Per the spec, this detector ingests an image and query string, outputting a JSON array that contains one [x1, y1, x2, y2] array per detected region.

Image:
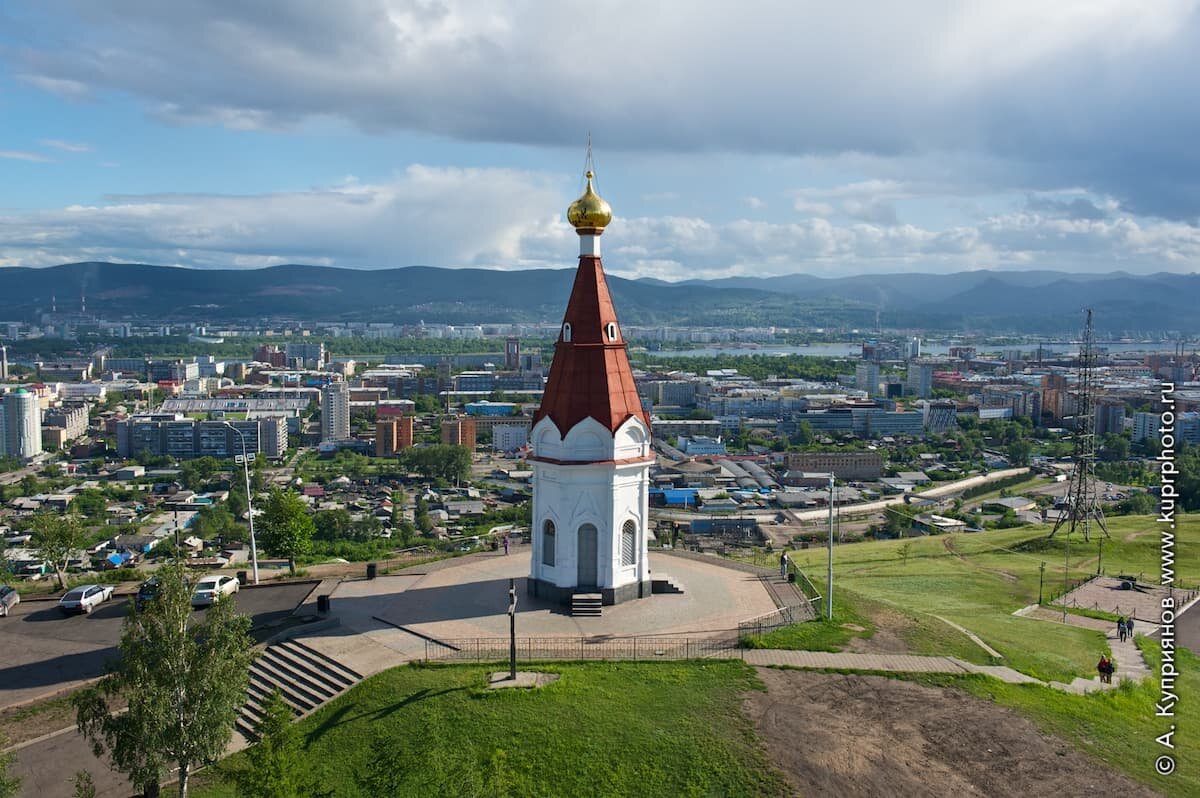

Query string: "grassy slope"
[[779, 514, 1197, 681], [196, 661, 788, 798]]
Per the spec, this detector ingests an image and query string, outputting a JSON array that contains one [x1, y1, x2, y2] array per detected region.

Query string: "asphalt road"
[[0, 581, 314, 710]]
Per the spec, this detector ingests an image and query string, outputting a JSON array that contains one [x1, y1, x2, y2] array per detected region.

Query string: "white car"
[[191, 574, 240, 607], [58, 584, 115, 615], [0, 584, 19, 617]]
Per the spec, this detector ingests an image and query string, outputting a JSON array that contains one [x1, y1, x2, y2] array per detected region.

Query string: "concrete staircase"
[[651, 574, 684, 595], [571, 593, 603, 617], [237, 639, 363, 741]]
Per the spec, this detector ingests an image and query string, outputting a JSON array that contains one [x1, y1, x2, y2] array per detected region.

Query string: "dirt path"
[[745, 668, 1162, 798]]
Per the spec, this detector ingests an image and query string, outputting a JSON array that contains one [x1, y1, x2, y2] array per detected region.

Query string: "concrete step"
[[571, 593, 603, 617], [269, 643, 358, 692], [651, 575, 684, 594], [250, 657, 330, 710], [248, 670, 318, 714], [282, 639, 364, 684], [235, 639, 366, 743]]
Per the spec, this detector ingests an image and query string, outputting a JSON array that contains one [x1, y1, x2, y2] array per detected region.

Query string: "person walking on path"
[[502, 535, 510, 556], [1118, 618, 1127, 642], [1126, 616, 1135, 637], [1097, 655, 1113, 684], [779, 552, 789, 581]]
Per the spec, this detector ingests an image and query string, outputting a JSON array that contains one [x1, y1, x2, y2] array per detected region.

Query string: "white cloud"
[[0, 149, 51, 162], [743, 196, 766, 210], [40, 139, 91, 153], [8, 1, 1200, 216]]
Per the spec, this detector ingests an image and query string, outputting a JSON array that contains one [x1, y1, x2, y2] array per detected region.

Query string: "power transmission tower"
[[1049, 308, 1109, 542]]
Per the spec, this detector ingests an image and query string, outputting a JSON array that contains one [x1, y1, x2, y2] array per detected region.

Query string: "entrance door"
[[577, 523, 598, 588]]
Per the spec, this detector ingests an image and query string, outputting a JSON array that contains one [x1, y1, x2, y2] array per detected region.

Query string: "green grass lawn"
[[775, 514, 1198, 681], [898, 641, 1200, 797], [196, 661, 788, 798]]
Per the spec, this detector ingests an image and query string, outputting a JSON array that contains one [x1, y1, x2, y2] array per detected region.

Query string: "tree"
[[74, 563, 253, 798], [235, 690, 308, 798], [312, 508, 352, 542], [72, 771, 96, 798], [72, 488, 109, 520], [0, 732, 19, 798], [258, 489, 315, 575], [29, 512, 88, 591], [1006, 438, 1032, 467]]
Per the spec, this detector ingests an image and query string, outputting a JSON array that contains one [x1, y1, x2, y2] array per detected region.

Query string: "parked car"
[[58, 584, 115, 615], [134, 577, 160, 611], [0, 585, 19, 617], [191, 574, 239, 608]]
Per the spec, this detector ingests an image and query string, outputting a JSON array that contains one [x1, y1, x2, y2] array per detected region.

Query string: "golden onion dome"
[[567, 170, 612, 230]]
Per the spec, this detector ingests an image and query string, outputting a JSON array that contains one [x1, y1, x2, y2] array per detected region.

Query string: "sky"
[[1, 1, 1199, 281]]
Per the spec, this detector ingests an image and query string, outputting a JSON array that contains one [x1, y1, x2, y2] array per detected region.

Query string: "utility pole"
[[827, 473, 834, 621], [1063, 532, 1069, 623], [1038, 561, 1046, 605], [1097, 538, 1104, 576]]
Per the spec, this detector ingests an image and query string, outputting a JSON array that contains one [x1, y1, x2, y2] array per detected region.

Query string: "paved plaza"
[[299, 550, 779, 677], [1055, 575, 1173, 621]]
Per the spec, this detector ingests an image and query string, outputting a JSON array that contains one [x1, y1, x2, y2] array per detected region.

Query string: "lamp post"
[[224, 422, 260, 585], [827, 473, 834, 621]]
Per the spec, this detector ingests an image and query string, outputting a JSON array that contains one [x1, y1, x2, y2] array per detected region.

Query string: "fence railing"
[[424, 635, 741, 663], [737, 605, 804, 638]]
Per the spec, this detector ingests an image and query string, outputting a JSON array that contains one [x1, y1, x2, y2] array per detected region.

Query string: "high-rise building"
[[376, 415, 414, 456], [285, 342, 326, 369], [855, 362, 880, 396], [1, 388, 42, 460], [321, 380, 350, 442], [905, 361, 934, 399], [505, 337, 520, 370], [0, 344, 7, 381], [1094, 399, 1126, 437], [441, 416, 476, 450], [115, 415, 286, 460]]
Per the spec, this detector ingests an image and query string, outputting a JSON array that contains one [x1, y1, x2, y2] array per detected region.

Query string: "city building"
[[906, 360, 934, 399], [440, 416, 477, 449], [493, 423, 530, 453], [285, 342, 326, 369], [505, 336, 520, 370], [1133, 410, 1200, 445], [855, 362, 880, 396], [677, 435, 727, 455], [376, 415, 414, 456], [116, 414, 286, 460], [1094, 399, 1126, 437], [148, 359, 200, 383], [321, 380, 350, 442], [1, 388, 43, 459], [528, 169, 652, 607], [43, 404, 89, 444], [923, 400, 959, 433], [0, 344, 7, 381], [782, 451, 883, 480]]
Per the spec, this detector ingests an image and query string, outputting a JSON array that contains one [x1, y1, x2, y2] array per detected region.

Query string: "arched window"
[[621, 519, 637, 566], [562, 323, 572, 342], [606, 322, 618, 341], [542, 519, 556, 566]]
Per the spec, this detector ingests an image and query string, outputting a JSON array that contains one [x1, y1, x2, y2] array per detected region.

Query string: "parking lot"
[[0, 580, 315, 709]]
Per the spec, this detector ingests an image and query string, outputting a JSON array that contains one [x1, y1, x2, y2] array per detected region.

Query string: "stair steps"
[[236, 639, 364, 741], [571, 593, 603, 617], [651, 575, 684, 595]]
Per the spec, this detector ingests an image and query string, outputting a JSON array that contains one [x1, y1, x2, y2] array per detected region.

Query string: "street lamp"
[[224, 422, 260, 585]]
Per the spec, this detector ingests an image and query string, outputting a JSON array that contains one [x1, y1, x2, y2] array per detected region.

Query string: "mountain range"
[[0, 262, 1195, 334]]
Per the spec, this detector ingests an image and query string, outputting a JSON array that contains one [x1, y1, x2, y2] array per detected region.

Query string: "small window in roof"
[[607, 322, 618, 341], [562, 323, 572, 342]]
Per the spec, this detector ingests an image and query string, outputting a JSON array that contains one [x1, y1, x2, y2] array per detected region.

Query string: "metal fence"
[[424, 635, 741, 663], [737, 605, 805, 638]]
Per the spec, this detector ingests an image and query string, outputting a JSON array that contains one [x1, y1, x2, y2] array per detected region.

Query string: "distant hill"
[[0, 262, 1195, 334]]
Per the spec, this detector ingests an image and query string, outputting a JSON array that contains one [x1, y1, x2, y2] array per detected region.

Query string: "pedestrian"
[[1126, 616, 1135, 637], [502, 535, 510, 556], [1118, 618, 1127, 642], [779, 551, 789, 581], [1097, 655, 1112, 684]]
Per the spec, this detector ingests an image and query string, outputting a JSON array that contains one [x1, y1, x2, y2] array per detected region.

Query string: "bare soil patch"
[[745, 668, 1161, 798]]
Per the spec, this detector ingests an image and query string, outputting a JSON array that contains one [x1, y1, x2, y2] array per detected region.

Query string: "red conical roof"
[[533, 255, 649, 436]]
